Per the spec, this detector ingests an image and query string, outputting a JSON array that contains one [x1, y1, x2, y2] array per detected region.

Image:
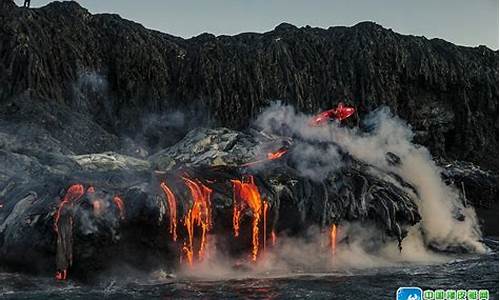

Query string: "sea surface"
[[1, 239, 498, 300]]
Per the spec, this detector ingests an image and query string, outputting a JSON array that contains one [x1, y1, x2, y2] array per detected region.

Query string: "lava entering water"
[[54, 184, 85, 233], [160, 182, 178, 241], [182, 177, 212, 265], [231, 175, 264, 262], [54, 184, 85, 280], [330, 224, 337, 256]]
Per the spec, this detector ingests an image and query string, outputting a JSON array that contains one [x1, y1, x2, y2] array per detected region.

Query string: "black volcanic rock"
[[0, 1, 497, 171], [0, 126, 422, 279]]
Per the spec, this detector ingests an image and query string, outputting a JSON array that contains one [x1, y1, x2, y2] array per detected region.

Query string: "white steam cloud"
[[149, 103, 487, 281], [254, 103, 486, 255]]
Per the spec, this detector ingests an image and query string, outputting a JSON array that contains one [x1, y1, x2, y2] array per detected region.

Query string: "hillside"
[[0, 0, 498, 170]]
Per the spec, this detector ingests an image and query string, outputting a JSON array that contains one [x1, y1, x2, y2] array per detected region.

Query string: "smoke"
[[144, 102, 487, 281], [253, 103, 486, 257], [156, 224, 450, 282]]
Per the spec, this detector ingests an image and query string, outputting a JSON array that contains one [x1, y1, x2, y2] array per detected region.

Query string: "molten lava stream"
[[54, 184, 85, 232], [231, 176, 264, 262], [182, 177, 213, 265], [266, 148, 288, 160], [160, 182, 178, 241], [232, 203, 242, 237], [263, 200, 268, 252], [330, 224, 337, 256], [241, 148, 288, 167], [53, 184, 85, 281]]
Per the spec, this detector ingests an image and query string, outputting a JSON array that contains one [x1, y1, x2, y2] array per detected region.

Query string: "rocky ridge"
[[0, 0, 498, 170]]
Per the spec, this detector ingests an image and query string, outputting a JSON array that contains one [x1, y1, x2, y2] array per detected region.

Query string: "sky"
[[15, 0, 499, 49]]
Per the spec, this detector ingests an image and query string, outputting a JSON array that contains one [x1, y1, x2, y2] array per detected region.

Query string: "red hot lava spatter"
[[160, 182, 178, 241], [53, 184, 85, 280], [309, 102, 356, 127], [181, 177, 213, 266], [231, 175, 264, 262]]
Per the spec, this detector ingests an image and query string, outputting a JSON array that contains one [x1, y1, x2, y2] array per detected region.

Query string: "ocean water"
[[1, 241, 497, 300]]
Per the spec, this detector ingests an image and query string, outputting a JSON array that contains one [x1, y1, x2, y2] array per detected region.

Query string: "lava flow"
[[241, 148, 288, 167], [53, 184, 85, 280], [309, 102, 356, 126], [54, 184, 85, 233], [231, 175, 264, 262], [160, 182, 178, 241], [182, 177, 213, 265], [267, 148, 288, 160], [330, 224, 337, 256]]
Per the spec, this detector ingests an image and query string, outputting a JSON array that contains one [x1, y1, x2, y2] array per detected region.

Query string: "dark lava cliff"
[[0, 0, 498, 279], [0, 0, 498, 171]]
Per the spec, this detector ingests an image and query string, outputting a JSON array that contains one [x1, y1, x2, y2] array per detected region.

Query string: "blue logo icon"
[[397, 287, 423, 300]]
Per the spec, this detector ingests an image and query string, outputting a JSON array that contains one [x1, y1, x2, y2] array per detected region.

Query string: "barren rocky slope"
[[0, 0, 498, 170]]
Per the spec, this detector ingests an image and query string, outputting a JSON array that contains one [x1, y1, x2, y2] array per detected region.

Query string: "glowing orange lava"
[[241, 148, 288, 167], [160, 182, 178, 241], [54, 184, 85, 233], [267, 148, 288, 160], [330, 224, 337, 256], [113, 195, 125, 220], [54, 184, 85, 280], [232, 203, 242, 237], [182, 177, 212, 265], [309, 102, 356, 127], [231, 176, 263, 262]]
